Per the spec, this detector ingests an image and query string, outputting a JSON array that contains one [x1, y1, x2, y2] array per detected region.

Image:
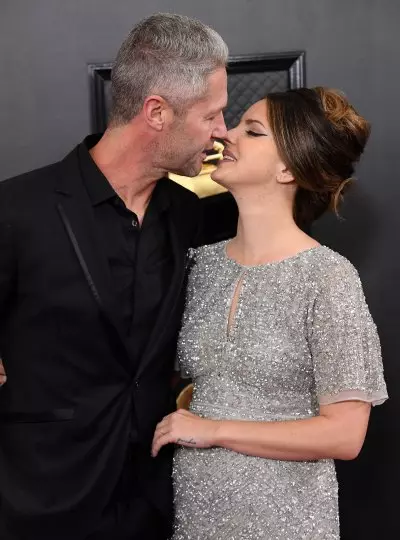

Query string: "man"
[[0, 13, 228, 540]]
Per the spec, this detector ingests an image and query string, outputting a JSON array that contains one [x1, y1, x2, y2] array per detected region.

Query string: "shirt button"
[[131, 217, 139, 228]]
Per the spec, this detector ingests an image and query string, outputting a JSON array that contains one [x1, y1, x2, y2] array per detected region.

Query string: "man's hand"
[[0, 360, 6, 386], [151, 409, 218, 457]]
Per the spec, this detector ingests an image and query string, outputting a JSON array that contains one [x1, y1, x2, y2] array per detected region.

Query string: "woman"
[[152, 87, 388, 539]]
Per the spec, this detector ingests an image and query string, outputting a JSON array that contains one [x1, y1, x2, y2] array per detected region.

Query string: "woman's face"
[[211, 99, 290, 192]]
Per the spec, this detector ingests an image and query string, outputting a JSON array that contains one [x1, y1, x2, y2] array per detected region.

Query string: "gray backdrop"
[[0, 1, 399, 537]]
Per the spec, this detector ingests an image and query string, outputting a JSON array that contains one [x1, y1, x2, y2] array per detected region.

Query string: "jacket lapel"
[[55, 148, 134, 377]]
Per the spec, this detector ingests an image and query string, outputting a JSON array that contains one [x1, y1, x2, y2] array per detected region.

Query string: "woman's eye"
[[246, 130, 265, 137]]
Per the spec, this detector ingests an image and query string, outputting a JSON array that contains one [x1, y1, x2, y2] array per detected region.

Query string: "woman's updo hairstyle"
[[265, 87, 371, 228]]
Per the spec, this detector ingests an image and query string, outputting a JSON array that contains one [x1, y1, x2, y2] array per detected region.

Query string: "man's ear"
[[143, 95, 174, 131]]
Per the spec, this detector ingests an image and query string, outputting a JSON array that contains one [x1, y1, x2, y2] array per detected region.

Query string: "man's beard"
[[157, 123, 204, 177], [164, 149, 203, 178], [173, 158, 202, 177]]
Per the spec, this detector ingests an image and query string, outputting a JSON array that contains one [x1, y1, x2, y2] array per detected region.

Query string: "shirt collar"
[[78, 134, 171, 217], [78, 135, 116, 206]]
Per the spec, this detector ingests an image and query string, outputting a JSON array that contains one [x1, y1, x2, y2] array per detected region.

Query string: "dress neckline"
[[222, 241, 325, 270]]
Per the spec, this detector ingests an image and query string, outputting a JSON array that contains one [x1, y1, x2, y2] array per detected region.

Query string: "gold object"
[[168, 170, 227, 198], [203, 153, 223, 162], [176, 383, 194, 410], [212, 140, 224, 154], [168, 140, 227, 199]]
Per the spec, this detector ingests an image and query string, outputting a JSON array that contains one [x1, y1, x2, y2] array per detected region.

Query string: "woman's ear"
[[276, 166, 295, 185]]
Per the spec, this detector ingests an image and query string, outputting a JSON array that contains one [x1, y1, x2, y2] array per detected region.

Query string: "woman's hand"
[[0, 360, 6, 386], [152, 409, 219, 457]]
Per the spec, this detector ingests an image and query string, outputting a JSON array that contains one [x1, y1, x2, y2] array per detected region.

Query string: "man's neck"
[[89, 126, 165, 215]]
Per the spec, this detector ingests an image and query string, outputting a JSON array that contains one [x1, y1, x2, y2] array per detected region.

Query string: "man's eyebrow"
[[244, 118, 266, 129], [209, 104, 227, 115]]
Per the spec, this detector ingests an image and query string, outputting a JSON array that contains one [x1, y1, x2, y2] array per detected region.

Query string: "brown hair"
[[266, 87, 371, 228]]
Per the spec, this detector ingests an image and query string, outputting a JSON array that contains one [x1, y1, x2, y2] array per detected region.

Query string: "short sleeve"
[[308, 259, 388, 407]]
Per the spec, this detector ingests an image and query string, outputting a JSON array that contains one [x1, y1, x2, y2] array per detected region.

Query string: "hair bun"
[[314, 87, 370, 139]]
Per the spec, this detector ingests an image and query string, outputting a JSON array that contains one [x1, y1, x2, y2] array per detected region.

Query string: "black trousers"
[[86, 495, 169, 540], [87, 445, 171, 540]]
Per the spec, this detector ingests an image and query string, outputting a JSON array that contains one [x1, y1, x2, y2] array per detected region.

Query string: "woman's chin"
[[211, 166, 232, 188], [210, 173, 226, 188]]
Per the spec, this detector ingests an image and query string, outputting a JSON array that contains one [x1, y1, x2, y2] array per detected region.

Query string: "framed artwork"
[[88, 51, 305, 244]]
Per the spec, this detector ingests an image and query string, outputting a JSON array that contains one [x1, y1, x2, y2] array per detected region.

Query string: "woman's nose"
[[223, 128, 237, 146]]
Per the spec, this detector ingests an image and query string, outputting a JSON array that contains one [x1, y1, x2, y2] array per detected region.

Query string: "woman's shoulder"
[[311, 245, 359, 274], [307, 245, 362, 292], [190, 240, 227, 264]]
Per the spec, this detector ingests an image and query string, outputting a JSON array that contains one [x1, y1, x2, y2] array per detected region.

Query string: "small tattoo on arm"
[[177, 438, 197, 446]]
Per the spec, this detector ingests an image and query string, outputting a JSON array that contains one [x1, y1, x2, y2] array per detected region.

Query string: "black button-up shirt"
[[78, 136, 173, 371]]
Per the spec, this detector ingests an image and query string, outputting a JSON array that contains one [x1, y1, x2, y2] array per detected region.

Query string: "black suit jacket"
[[0, 145, 201, 540]]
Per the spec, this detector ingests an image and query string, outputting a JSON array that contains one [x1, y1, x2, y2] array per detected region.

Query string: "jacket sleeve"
[[0, 184, 17, 338]]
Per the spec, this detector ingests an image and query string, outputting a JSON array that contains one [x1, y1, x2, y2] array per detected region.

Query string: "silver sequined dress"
[[172, 242, 387, 540]]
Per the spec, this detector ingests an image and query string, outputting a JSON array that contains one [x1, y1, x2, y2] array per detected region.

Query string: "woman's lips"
[[222, 149, 237, 162]]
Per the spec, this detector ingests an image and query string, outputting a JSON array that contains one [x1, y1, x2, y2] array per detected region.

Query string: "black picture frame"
[[88, 52, 305, 243], [228, 52, 305, 87], [88, 52, 305, 133], [88, 62, 113, 134]]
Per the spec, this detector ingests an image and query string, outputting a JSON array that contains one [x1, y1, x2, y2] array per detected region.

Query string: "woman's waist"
[[190, 398, 315, 422], [189, 377, 315, 419]]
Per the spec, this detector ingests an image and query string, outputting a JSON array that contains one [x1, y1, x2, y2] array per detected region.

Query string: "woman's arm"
[[213, 400, 370, 460], [151, 400, 371, 460]]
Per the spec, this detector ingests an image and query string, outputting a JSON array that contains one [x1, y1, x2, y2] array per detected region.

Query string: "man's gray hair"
[[109, 13, 229, 125]]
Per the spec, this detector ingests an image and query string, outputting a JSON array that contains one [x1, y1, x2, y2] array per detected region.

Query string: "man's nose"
[[212, 112, 228, 140]]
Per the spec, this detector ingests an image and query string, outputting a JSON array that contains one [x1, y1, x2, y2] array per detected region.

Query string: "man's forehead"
[[191, 91, 227, 114], [188, 69, 228, 112], [204, 87, 228, 111], [210, 93, 228, 111], [206, 69, 227, 97]]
